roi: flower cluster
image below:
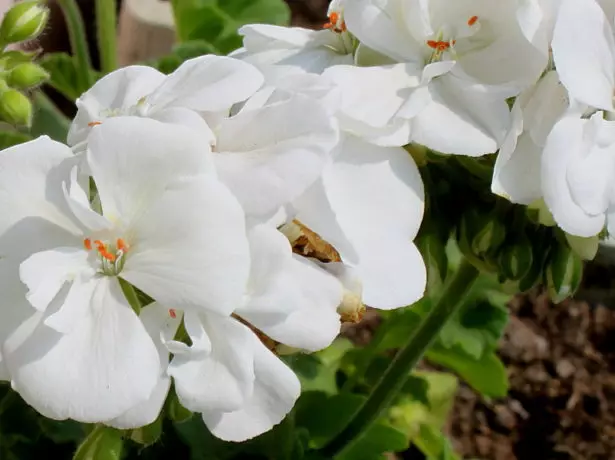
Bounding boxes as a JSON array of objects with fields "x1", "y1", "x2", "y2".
[{"x1": 0, "y1": 0, "x2": 612, "y2": 443}]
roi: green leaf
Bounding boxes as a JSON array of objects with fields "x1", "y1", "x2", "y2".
[
  {"x1": 174, "y1": 417, "x2": 240, "y2": 460},
  {"x1": 73, "y1": 425, "x2": 123, "y2": 460},
  {"x1": 336, "y1": 423, "x2": 409, "y2": 460},
  {"x1": 295, "y1": 391, "x2": 365, "y2": 448},
  {"x1": 39, "y1": 53, "x2": 99, "y2": 101},
  {"x1": 426, "y1": 345, "x2": 508, "y2": 398},
  {"x1": 170, "y1": 0, "x2": 290, "y2": 54},
  {"x1": 412, "y1": 424, "x2": 460, "y2": 460},
  {"x1": 129, "y1": 416, "x2": 163, "y2": 446},
  {"x1": 0, "y1": 129, "x2": 30, "y2": 149},
  {"x1": 286, "y1": 338, "x2": 354, "y2": 394}
]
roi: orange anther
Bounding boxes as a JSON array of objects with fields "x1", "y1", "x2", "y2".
[
  {"x1": 101, "y1": 250, "x2": 116, "y2": 262},
  {"x1": 468, "y1": 15, "x2": 478, "y2": 26},
  {"x1": 341, "y1": 22, "x2": 347, "y2": 32},
  {"x1": 169, "y1": 309, "x2": 177, "y2": 319},
  {"x1": 84, "y1": 238, "x2": 92, "y2": 251},
  {"x1": 329, "y1": 12, "x2": 339, "y2": 24},
  {"x1": 117, "y1": 238, "x2": 128, "y2": 253},
  {"x1": 427, "y1": 40, "x2": 452, "y2": 51},
  {"x1": 427, "y1": 40, "x2": 438, "y2": 48},
  {"x1": 88, "y1": 121, "x2": 102, "y2": 127}
]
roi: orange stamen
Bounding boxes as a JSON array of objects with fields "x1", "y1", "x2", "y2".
[
  {"x1": 117, "y1": 238, "x2": 128, "y2": 253},
  {"x1": 169, "y1": 309, "x2": 177, "y2": 319},
  {"x1": 83, "y1": 238, "x2": 92, "y2": 250},
  {"x1": 88, "y1": 121, "x2": 102, "y2": 127},
  {"x1": 468, "y1": 15, "x2": 478, "y2": 26},
  {"x1": 427, "y1": 40, "x2": 452, "y2": 51},
  {"x1": 101, "y1": 250, "x2": 116, "y2": 262},
  {"x1": 329, "y1": 12, "x2": 339, "y2": 24}
]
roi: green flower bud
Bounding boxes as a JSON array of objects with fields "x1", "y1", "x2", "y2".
[
  {"x1": 565, "y1": 233, "x2": 599, "y2": 261},
  {"x1": 73, "y1": 426, "x2": 123, "y2": 460},
  {"x1": 0, "y1": 89, "x2": 32, "y2": 126},
  {"x1": 0, "y1": 1, "x2": 49, "y2": 45},
  {"x1": 7, "y1": 62, "x2": 48, "y2": 88},
  {"x1": 546, "y1": 244, "x2": 583, "y2": 303},
  {"x1": 471, "y1": 219, "x2": 506, "y2": 256},
  {"x1": 129, "y1": 417, "x2": 162, "y2": 446},
  {"x1": 498, "y1": 236, "x2": 533, "y2": 281}
]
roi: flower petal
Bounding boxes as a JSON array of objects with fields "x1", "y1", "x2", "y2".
[
  {"x1": 168, "y1": 314, "x2": 255, "y2": 413},
  {"x1": 146, "y1": 55, "x2": 264, "y2": 113},
  {"x1": 0, "y1": 136, "x2": 81, "y2": 260},
  {"x1": 202, "y1": 336, "x2": 300, "y2": 442},
  {"x1": 4, "y1": 276, "x2": 160, "y2": 422},
  {"x1": 214, "y1": 94, "x2": 339, "y2": 218},
  {"x1": 107, "y1": 303, "x2": 180, "y2": 429},
  {"x1": 236, "y1": 225, "x2": 341, "y2": 352},
  {"x1": 86, "y1": 117, "x2": 213, "y2": 224},
  {"x1": 68, "y1": 66, "x2": 166, "y2": 146},
  {"x1": 552, "y1": 0, "x2": 615, "y2": 111},
  {"x1": 121, "y1": 175, "x2": 250, "y2": 315}
]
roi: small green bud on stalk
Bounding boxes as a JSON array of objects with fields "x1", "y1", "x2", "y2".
[
  {"x1": 7, "y1": 62, "x2": 48, "y2": 88},
  {"x1": 498, "y1": 237, "x2": 533, "y2": 281},
  {"x1": 546, "y1": 244, "x2": 583, "y2": 303},
  {"x1": 565, "y1": 233, "x2": 599, "y2": 261},
  {"x1": 129, "y1": 417, "x2": 162, "y2": 446},
  {"x1": 0, "y1": 88, "x2": 32, "y2": 126},
  {"x1": 73, "y1": 425, "x2": 123, "y2": 460},
  {"x1": 0, "y1": 1, "x2": 49, "y2": 45}
]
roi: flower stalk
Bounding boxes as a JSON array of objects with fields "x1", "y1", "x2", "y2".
[
  {"x1": 95, "y1": 0, "x2": 118, "y2": 74},
  {"x1": 321, "y1": 258, "x2": 480, "y2": 458},
  {"x1": 56, "y1": 0, "x2": 92, "y2": 90}
]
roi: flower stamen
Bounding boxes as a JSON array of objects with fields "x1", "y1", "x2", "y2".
[
  {"x1": 323, "y1": 12, "x2": 346, "y2": 33},
  {"x1": 169, "y1": 309, "x2": 177, "y2": 319},
  {"x1": 83, "y1": 238, "x2": 92, "y2": 250},
  {"x1": 468, "y1": 15, "x2": 479, "y2": 26},
  {"x1": 87, "y1": 121, "x2": 102, "y2": 127}
]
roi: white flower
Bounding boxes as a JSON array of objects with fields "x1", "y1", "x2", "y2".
[
  {"x1": 68, "y1": 55, "x2": 264, "y2": 149},
  {"x1": 541, "y1": 112, "x2": 615, "y2": 237},
  {"x1": 125, "y1": 224, "x2": 342, "y2": 441},
  {"x1": 552, "y1": 0, "x2": 615, "y2": 111},
  {"x1": 492, "y1": 70, "x2": 570, "y2": 204},
  {"x1": 0, "y1": 117, "x2": 250, "y2": 423},
  {"x1": 231, "y1": 0, "x2": 354, "y2": 82}
]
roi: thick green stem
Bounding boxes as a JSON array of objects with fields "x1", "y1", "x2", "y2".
[
  {"x1": 321, "y1": 259, "x2": 480, "y2": 458},
  {"x1": 57, "y1": 0, "x2": 92, "y2": 91},
  {"x1": 119, "y1": 278, "x2": 141, "y2": 315},
  {"x1": 95, "y1": 0, "x2": 118, "y2": 74}
]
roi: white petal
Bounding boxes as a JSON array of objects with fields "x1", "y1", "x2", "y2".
[
  {"x1": 0, "y1": 258, "x2": 38, "y2": 381},
  {"x1": 107, "y1": 303, "x2": 180, "y2": 429},
  {"x1": 552, "y1": 0, "x2": 615, "y2": 111},
  {"x1": 542, "y1": 115, "x2": 615, "y2": 236},
  {"x1": 411, "y1": 74, "x2": 510, "y2": 156},
  {"x1": 86, "y1": 117, "x2": 213, "y2": 224},
  {"x1": 151, "y1": 107, "x2": 216, "y2": 146},
  {"x1": 214, "y1": 94, "x2": 339, "y2": 218},
  {"x1": 121, "y1": 175, "x2": 250, "y2": 316},
  {"x1": 236, "y1": 225, "x2": 341, "y2": 352},
  {"x1": 320, "y1": 137, "x2": 426, "y2": 308},
  {"x1": 4, "y1": 276, "x2": 160, "y2": 422},
  {"x1": 63, "y1": 167, "x2": 112, "y2": 233},
  {"x1": 344, "y1": 0, "x2": 423, "y2": 62},
  {"x1": 202, "y1": 336, "x2": 300, "y2": 442},
  {"x1": 19, "y1": 247, "x2": 91, "y2": 312},
  {"x1": 146, "y1": 55, "x2": 264, "y2": 113},
  {"x1": 68, "y1": 66, "x2": 166, "y2": 146},
  {"x1": 168, "y1": 314, "x2": 255, "y2": 413},
  {"x1": 0, "y1": 136, "x2": 81, "y2": 259}
]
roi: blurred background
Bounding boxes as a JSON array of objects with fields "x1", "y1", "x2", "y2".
[{"x1": 3, "y1": 1, "x2": 615, "y2": 459}]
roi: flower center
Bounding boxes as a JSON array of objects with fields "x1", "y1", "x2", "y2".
[
  {"x1": 84, "y1": 237, "x2": 129, "y2": 276},
  {"x1": 425, "y1": 15, "x2": 480, "y2": 62}
]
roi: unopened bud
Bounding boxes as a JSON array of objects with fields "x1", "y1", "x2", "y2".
[
  {"x1": 546, "y1": 244, "x2": 583, "y2": 303},
  {"x1": 565, "y1": 233, "x2": 599, "y2": 261},
  {"x1": 130, "y1": 417, "x2": 162, "y2": 446},
  {"x1": 0, "y1": 89, "x2": 32, "y2": 126},
  {"x1": 338, "y1": 289, "x2": 365, "y2": 323},
  {"x1": 498, "y1": 237, "x2": 533, "y2": 281},
  {"x1": 0, "y1": 1, "x2": 49, "y2": 45},
  {"x1": 7, "y1": 62, "x2": 48, "y2": 88},
  {"x1": 527, "y1": 199, "x2": 556, "y2": 227},
  {"x1": 73, "y1": 426, "x2": 123, "y2": 460}
]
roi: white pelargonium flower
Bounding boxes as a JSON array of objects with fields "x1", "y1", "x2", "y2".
[
  {"x1": 231, "y1": 0, "x2": 354, "y2": 82},
  {"x1": 68, "y1": 55, "x2": 264, "y2": 149},
  {"x1": 0, "y1": 117, "x2": 250, "y2": 423},
  {"x1": 70, "y1": 55, "x2": 340, "y2": 220},
  {"x1": 113, "y1": 225, "x2": 343, "y2": 440},
  {"x1": 492, "y1": 70, "x2": 570, "y2": 204},
  {"x1": 541, "y1": 112, "x2": 615, "y2": 237}
]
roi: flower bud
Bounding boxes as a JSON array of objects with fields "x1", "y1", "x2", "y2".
[
  {"x1": 6, "y1": 62, "x2": 48, "y2": 88},
  {"x1": 0, "y1": 89, "x2": 32, "y2": 126},
  {"x1": 471, "y1": 218, "x2": 506, "y2": 257},
  {"x1": 130, "y1": 417, "x2": 162, "y2": 446},
  {"x1": 545, "y1": 244, "x2": 583, "y2": 303},
  {"x1": 498, "y1": 237, "x2": 533, "y2": 281},
  {"x1": 0, "y1": 1, "x2": 49, "y2": 45},
  {"x1": 565, "y1": 233, "x2": 599, "y2": 261},
  {"x1": 73, "y1": 426, "x2": 123, "y2": 460}
]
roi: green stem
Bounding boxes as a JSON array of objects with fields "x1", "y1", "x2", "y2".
[
  {"x1": 119, "y1": 278, "x2": 141, "y2": 315},
  {"x1": 95, "y1": 0, "x2": 118, "y2": 74},
  {"x1": 321, "y1": 259, "x2": 480, "y2": 458},
  {"x1": 56, "y1": 0, "x2": 92, "y2": 92}
]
